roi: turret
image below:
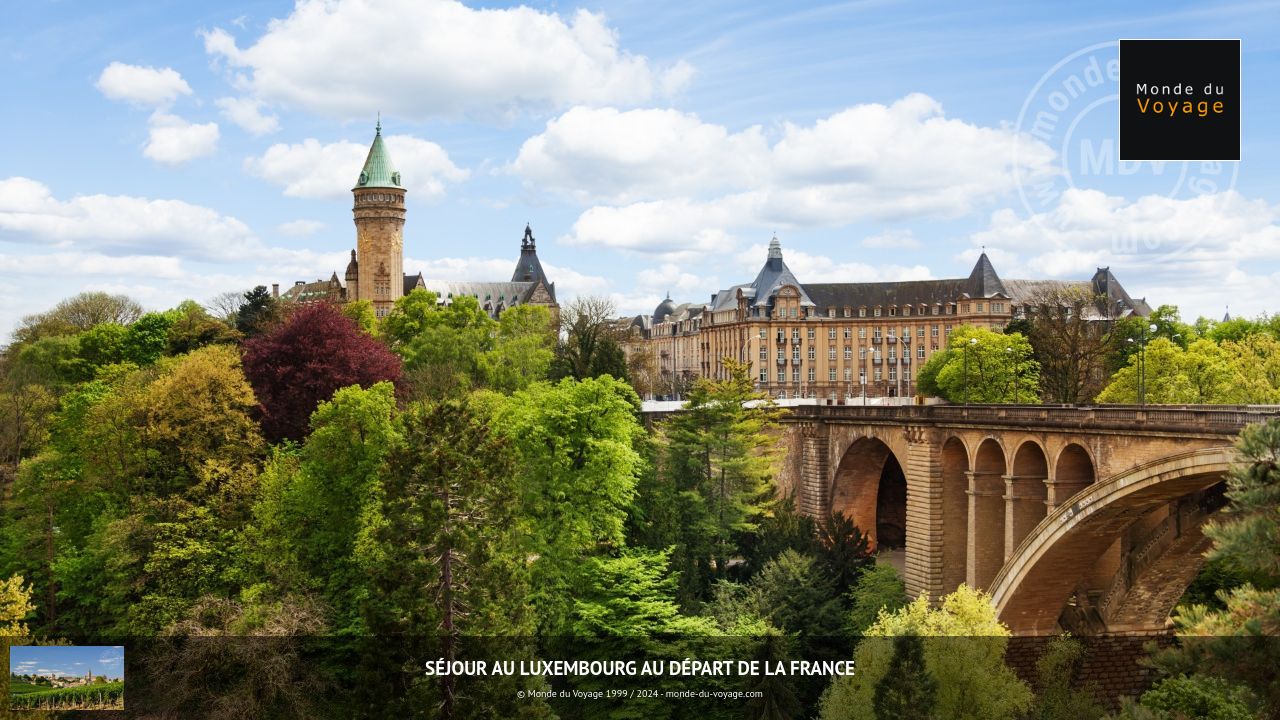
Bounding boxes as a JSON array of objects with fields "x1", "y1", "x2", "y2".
[{"x1": 352, "y1": 120, "x2": 406, "y2": 317}]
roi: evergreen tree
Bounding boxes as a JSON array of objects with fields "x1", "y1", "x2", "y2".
[
  {"x1": 235, "y1": 285, "x2": 278, "y2": 336},
  {"x1": 661, "y1": 358, "x2": 782, "y2": 606},
  {"x1": 872, "y1": 635, "x2": 936, "y2": 720}
]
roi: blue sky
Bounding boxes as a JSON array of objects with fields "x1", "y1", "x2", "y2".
[
  {"x1": 2, "y1": 0, "x2": 1278, "y2": 339},
  {"x1": 9, "y1": 645, "x2": 124, "y2": 680}
]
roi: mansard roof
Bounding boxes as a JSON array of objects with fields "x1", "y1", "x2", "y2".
[{"x1": 747, "y1": 237, "x2": 815, "y2": 308}]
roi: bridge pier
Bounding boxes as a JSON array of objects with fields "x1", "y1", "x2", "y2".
[
  {"x1": 967, "y1": 470, "x2": 1006, "y2": 590},
  {"x1": 903, "y1": 427, "x2": 944, "y2": 602}
]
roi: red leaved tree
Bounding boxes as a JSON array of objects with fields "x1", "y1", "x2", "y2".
[{"x1": 242, "y1": 302, "x2": 401, "y2": 442}]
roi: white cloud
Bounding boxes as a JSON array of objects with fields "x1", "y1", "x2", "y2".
[
  {"x1": 246, "y1": 135, "x2": 468, "y2": 199},
  {"x1": 530, "y1": 95, "x2": 1056, "y2": 256},
  {"x1": 0, "y1": 176, "x2": 254, "y2": 260},
  {"x1": 510, "y1": 106, "x2": 767, "y2": 204},
  {"x1": 215, "y1": 96, "x2": 279, "y2": 135},
  {"x1": 202, "y1": 0, "x2": 691, "y2": 120},
  {"x1": 635, "y1": 263, "x2": 718, "y2": 299},
  {"x1": 861, "y1": 229, "x2": 920, "y2": 250},
  {"x1": 0, "y1": 252, "x2": 185, "y2": 279},
  {"x1": 96, "y1": 62, "x2": 192, "y2": 107},
  {"x1": 734, "y1": 242, "x2": 934, "y2": 284},
  {"x1": 276, "y1": 219, "x2": 325, "y2": 236},
  {"x1": 969, "y1": 188, "x2": 1280, "y2": 320},
  {"x1": 144, "y1": 112, "x2": 219, "y2": 164}
]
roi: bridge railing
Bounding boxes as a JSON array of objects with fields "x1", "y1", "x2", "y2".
[{"x1": 781, "y1": 403, "x2": 1280, "y2": 433}]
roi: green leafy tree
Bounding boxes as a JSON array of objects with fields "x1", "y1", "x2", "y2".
[
  {"x1": 917, "y1": 326, "x2": 1038, "y2": 403},
  {"x1": 550, "y1": 295, "x2": 629, "y2": 382},
  {"x1": 165, "y1": 300, "x2": 240, "y2": 355},
  {"x1": 819, "y1": 585, "x2": 1032, "y2": 720},
  {"x1": 1024, "y1": 635, "x2": 1105, "y2": 720},
  {"x1": 478, "y1": 304, "x2": 555, "y2": 393},
  {"x1": 384, "y1": 290, "x2": 497, "y2": 399},
  {"x1": 0, "y1": 574, "x2": 34, "y2": 635},
  {"x1": 571, "y1": 547, "x2": 714, "y2": 637},
  {"x1": 1096, "y1": 338, "x2": 1194, "y2": 404},
  {"x1": 76, "y1": 322, "x2": 127, "y2": 371},
  {"x1": 845, "y1": 565, "x2": 907, "y2": 638},
  {"x1": 235, "y1": 285, "x2": 279, "y2": 336},
  {"x1": 13, "y1": 291, "x2": 142, "y2": 344},
  {"x1": 1117, "y1": 675, "x2": 1260, "y2": 720},
  {"x1": 1222, "y1": 334, "x2": 1280, "y2": 404},
  {"x1": 341, "y1": 299, "x2": 378, "y2": 335},
  {"x1": 121, "y1": 310, "x2": 179, "y2": 365},
  {"x1": 661, "y1": 358, "x2": 782, "y2": 606},
  {"x1": 484, "y1": 376, "x2": 644, "y2": 634},
  {"x1": 749, "y1": 549, "x2": 845, "y2": 641}
]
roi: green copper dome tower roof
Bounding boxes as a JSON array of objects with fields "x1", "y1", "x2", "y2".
[{"x1": 353, "y1": 120, "x2": 403, "y2": 190}]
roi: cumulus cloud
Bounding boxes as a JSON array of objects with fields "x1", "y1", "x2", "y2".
[
  {"x1": 276, "y1": 219, "x2": 325, "y2": 236},
  {"x1": 215, "y1": 96, "x2": 279, "y2": 135},
  {"x1": 246, "y1": 134, "x2": 468, "y2": 199},
  {"x1": 734, "y1": 242, "x2": 934, "y2": 284},
  {"x1": 969, "y1": 188, "x2": 1280, "y2": 319},
  {"x1": 202, "y1": 0, "x2": 691, "y2": 120},
  {"x1": 525, "y1": 95, "x2": 1055, "y2": 256},
  {"x1": 144, "y1": 112, "x2": 219, "y2": 164},
  {"x1": 510, "y1": 106, "x2": 767, "y2": 204},
  {"x1": 0, "y1": 176, "x2": 254, "y2": 260},
  {"x1": 96, "y1": 62, "x2": 192, "y2": 107},
  {"x1": 861, "y1": 229, "x2": 920, "y2": 250},
  {"x1": 0, "y1": 252, "x2": 185, "y2": 279}
]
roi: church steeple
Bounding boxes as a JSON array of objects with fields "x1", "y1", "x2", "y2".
[{"x1": 512, "y1": 224, "x2": 556, "y2": 303}]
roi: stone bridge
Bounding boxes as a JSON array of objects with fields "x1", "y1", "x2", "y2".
[{"x1": 655, "y1": 403, "x2": 1279, "y2": 636}]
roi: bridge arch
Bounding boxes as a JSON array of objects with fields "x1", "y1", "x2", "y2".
[
  {"x1": 1051, "y1": 443, "x2": 1096, "y2": 509},
  {"x1": 990, "y1": 447, "x2": 1235, "y2": 635},
  {"x1": 830, "y1": 437, "x2": 907, "y2": 554},
  {"x1": 1008, "y1": 441, "x2": 1050, "y2": 560},
  {"x1": 940, "y1": 436, "x2": 969, "y2": 593},
  {"x1": 969, "y1": 437, "x2": 1007, "y2": 589}
]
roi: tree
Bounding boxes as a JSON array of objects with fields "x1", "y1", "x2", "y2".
[
  {"x1": 0, "y1": 574, "x2": 34, "y2": 635},
  {"x1": 872, "y1": 635, "x2": 936, "y2": 720},
  {"x1": 570, "y1": 547, "x2": 712, "y2": 637},
  {"x1": 917, "y1": 326, "x2": 1038, "y2": 403},
  {"x1": 749, "y1": 550, "x2": 845, "y2": 641},
  {"x1": 814, "y1": 512, "x2": 874, "y2": 597},
  {"x1": 14, "y1": 292, "x2": 142, "y2": 344},
  {"x1": 166, "y1": 300, "x2": 240, "y2": 355},
  {"x1": 819, "y1": 585, "x2": 1032, "y2": 720},
  {"x1": 1151, "y1": 419, "x2": 1280, "y2": 716},
  {"x1": 551, "y1": 295, "x2": 630, "y2": 382},
  {"x1": 1221, "y1": 334, "x2": 1280, "y2": 404},
  {"x1": 485, "y1": 376, "x2": 645, "y2": 634},
  {"x1": 121, "y1": 310, "x2": 179, "y2": 365},
  {"x1": 242, "y1": 302, "x2": 402, "y2": 442},
  {"x1": 381, "y1": 290, "x2": 497, "y2": 400},
  {"x1": 1017, "y1": 285, "x2": 1123, "y2": 403},
  {"x1": 1118, "y1": 675, "x2": 1259, "y2": 720},
  {"x1": 235, "y1": 285, "x2": 279, "y2": 336},
  {"x1": 478, "y1": 304, "x2": 555, "y2": 393},
  {"x1": 845, "y1": 565, "x2": 907, "y2": 638},
  {"x1": 661, "y1": 359, "x2": 783, "y2": 605},
  {"x1": 1024, "y1": 635, "x2": 1105, "y2": 720}
]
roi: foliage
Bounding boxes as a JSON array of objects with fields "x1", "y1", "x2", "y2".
[
  {"x1": 121, "y1": 310, "x2": 179, "y2": 365},
  {"x1": 0, "y1": 574, "x2": 34, "y2": 635},
  {"x1": 1017, "y1": 285, "x2": 1124, "y2": 403},
  {"x1": 242, "y1": 302, "x2": 402, "y2": 441},
  {"x1": 571, "y1": 547, "x2": 714, "y2": 637},
  {"x1": 1151, "y1": 419, "x2": 1280, "y2": 716},
  {"x1": 1123, "y1": 675, "x2": 1259, "y2": 720},
  {"x1": 235, "y1": 285, "x2": 279, "y2": 336},
  {"x1": 819, "y1": 585, "x2": 1031, "y2": 720},
  {"x1": 14, "y1": 291, "x2": 142, "y2": 344},
  {"x1": 917, "y1": 326, "x2": 1039, "y2": 403},
  {"x1": 341, "y1": 299, "x2": 378, "y2": 335},
  {"x1": 550, "y1": 295, "x2": 629, "y2": 383},
  {"x1": 661, "y1": 359, "x2": 783, "y2": 606},
  {"x1": 872, "y1": 635, "x2": 936, "y2": 720},
  {"x1": 735, "y1": 496, "x2": 818, "y2": 580},
  {"x1": 814, "y1": 512, "x2": 874, "y2": 597},
  {"x1": 478, "y1": 304, "x2": 555, "y2": 393},
  {"x1": 166, "y1": 300, "x2": 240, "y2": 354},
  {"x1": 1024, "y1": 635, "x2": 1105, "y2": 720},
  {"x1": 845, "y1": 565, "x2": 907, "y2": 638},
  {"x1": 747, "y1": 550, "x2": 845, "y2": 641},
  {"x1": 1097, "y1": 335, "x2": 1280, "y2": 404}
]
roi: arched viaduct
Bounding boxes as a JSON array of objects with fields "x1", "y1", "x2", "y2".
[{"x1": 738, "y1": 404, "x2": 1275, "y2": 636}]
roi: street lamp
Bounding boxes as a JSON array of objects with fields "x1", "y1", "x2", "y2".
[
  {"x1": 1006, "y1": 346, "x2": 1016, "y2": 404},
  {"x1": 963, "y1": 337, "x2": 978, "y2": 404},
  {"x1": 1129, "y1": 323, "x2": 1158, "y2": 405}
]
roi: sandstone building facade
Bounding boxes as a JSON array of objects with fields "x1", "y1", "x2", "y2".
[
  {"x1": 621, "y1": 237, "x2": 1150, "y2": 400},
  {"x1": 278, "y1": 123, "x2": 558, "y2": 319}
]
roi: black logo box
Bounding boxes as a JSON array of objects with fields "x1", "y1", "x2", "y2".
[{"x1": 1119, "y1": 39, "x2": 1240, "y2": 161}]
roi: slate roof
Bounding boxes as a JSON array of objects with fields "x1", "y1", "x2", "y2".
[{"x1": 353, "y1": 121, "x2": 402, "y2": 190}]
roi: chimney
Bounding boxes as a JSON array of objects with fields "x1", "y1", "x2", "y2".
[{"x1": 272, "y1": 283, "x2": 279, "y2": 297}]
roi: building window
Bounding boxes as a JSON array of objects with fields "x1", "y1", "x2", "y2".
[
  {"x1": 931, "y1": 324, "x2": 939, "y2": 337},
  {"x1": 828, "y1": 328, "x2": 837, "y2": 340},
  {"x1": 874, "y1": 369, "x2": 882, "y2": 381},
  {"x1": 808, "y1": 347, "x2": 816, "y2": 360},
  {"x1": 792, "y1": 369, "x2": 800, "y2": 383},
  {"x1": 843, "y1": 327, "x2": 852, "y2": 339},
  {"x1": 977, "y1": 302, "x2": 984, "y2": 312},
  {"x1": 945, "y1": 326, "x2": 953, "y2": 337},
  {"x1": 840, "y1": 307, "x2": 849, "y2": 318},
  {"x1": 859, "y1": 369, "x2": 866, "y2": 382},
  {"x1": 828, "y1": 308, "x2": 835, "y2": 318},
  {"x1": 874, "y1": 307, "x2": 882, "y2": 317},
  {"x1": 844, "y1": 367, "x2": 852, "y2": 381},
  {"x1": 917, "y1": 327, "x2": 925, "y2": 338},
  {"x1": 778, "y1": 370, "x2": 786, "y2": 383},
  {"x1": 917, "y1": 345, "x2": 925, "y2": 358},
  {"x1": 889, "y1": 306, "x2": 897, "y2": 316},
  {"x1": 859, "y1": 307, "x2": 867, "y2": 317},
  {"x1": 873, "y1": 328, "x2": 882, "y2": 340},
  {"x1": 760, "y1": 368, "x2": 768, "y2": 382},
  {"x1": 844, "y1": 346, "x2": 852, "y2": 360},
  {"x1": 932, "y1": 343, "x2": 939, "y2": 352},
  {"x1": 889, "y1": 368, "x2": 897, "y2": 381},
  {"x1": 807, "y1": 328, "x2": 815, "y2": 340},
  {"x1": 858, "y1": 327, "x2": 866, "y2": 339},
  {"x1": 760, "y1": 347, "x2": 767, "y2": 359},
  {"x1": 759, "y1": 328, "x2": 767, "y2": 339},
  {"x1": 904, "y1": 306, "x2": 911, "y2": 316},
  {"x1": 992, "y1": 302, "x2": 1004, "y2": 312},
  {"x1": 792, "y1": 347, "x2": 800, "y2": 361},
  {"x1": 828, "y1": 347, "x2": 836, "y2": 360},
  {"x1": 859, "y1": 348, "x2": 867, "y2": 360},
  {"x1": 808, "y1": 368, "x2": 816, "y2": 381},
  {"x1": 829, "y1": 368, "x2": 837, "y2": 381}
]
